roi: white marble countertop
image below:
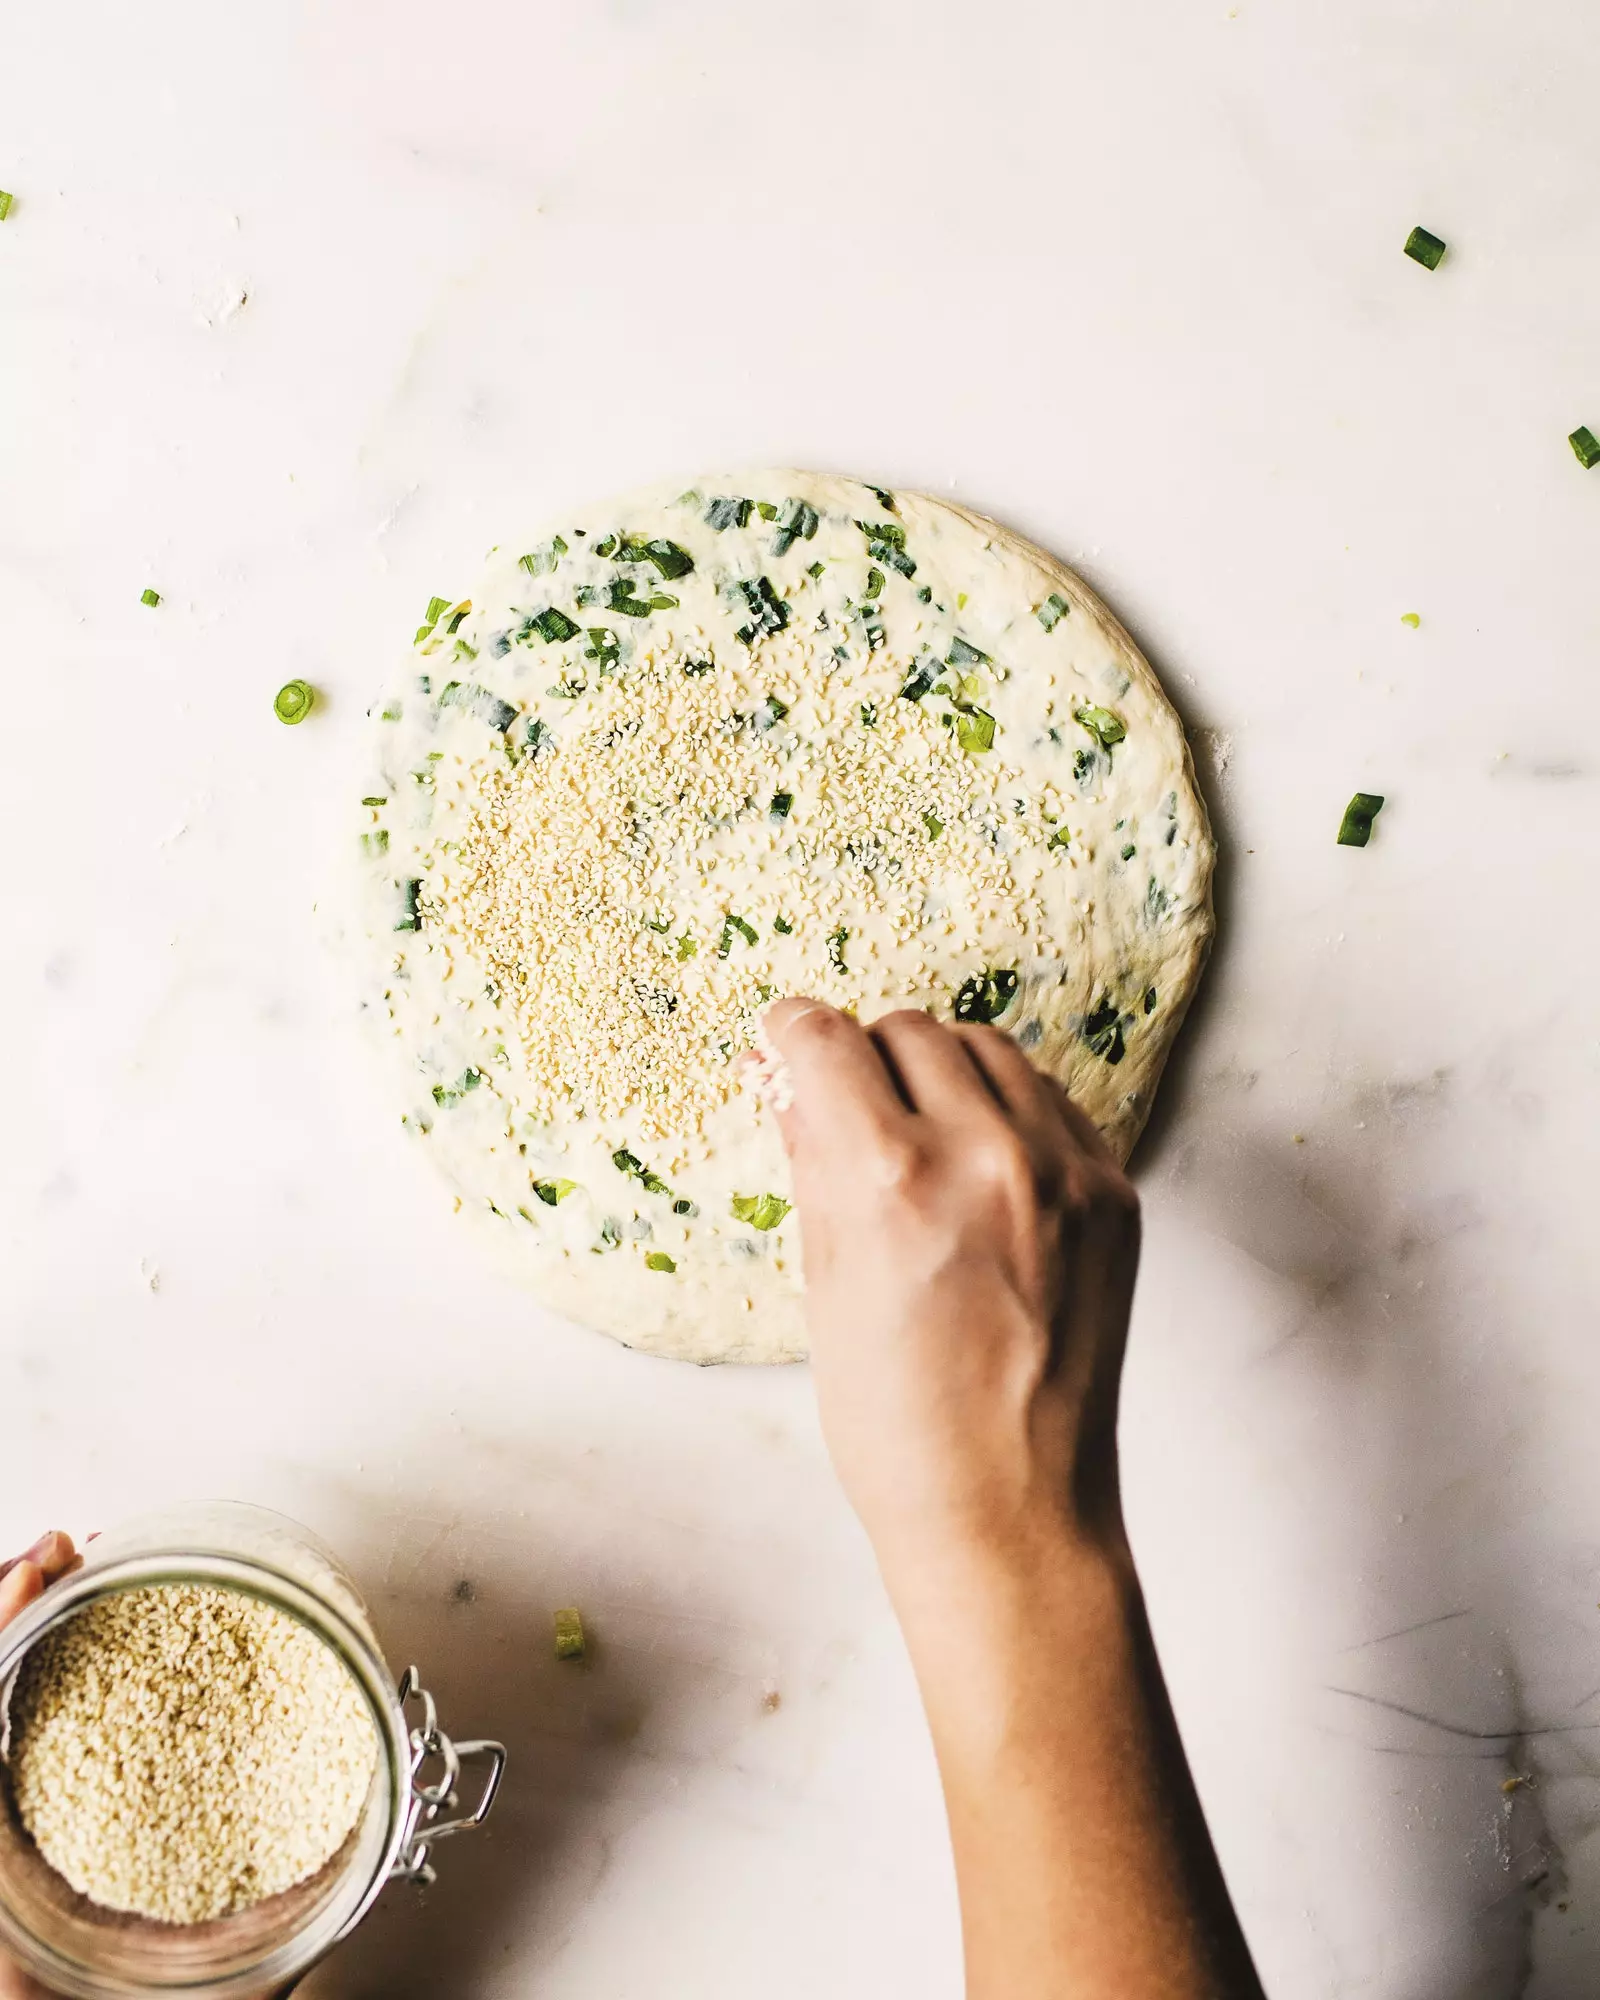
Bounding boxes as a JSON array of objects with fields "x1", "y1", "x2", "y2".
[{"x1": 5, "y1": 3, "x2": 1600, "y2": 1994}]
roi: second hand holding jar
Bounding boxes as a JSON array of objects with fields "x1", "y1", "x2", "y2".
[{"x1": 0, "y1": 1503, "x2": 505, "y2": 2000}]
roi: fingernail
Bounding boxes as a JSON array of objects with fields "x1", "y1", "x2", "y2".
[{"x1": 24, "y1": 1531, "x2": 62, "y2": 1564}]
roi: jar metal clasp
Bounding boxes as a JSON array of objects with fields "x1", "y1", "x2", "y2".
[{"x1": 388, "y1": 1667, "x2": 507, "y2": 1886}]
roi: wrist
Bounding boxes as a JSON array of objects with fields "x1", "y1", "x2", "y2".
[{"x1": 874, "y1": 1498, "x2": 1137, "y2": 1668}]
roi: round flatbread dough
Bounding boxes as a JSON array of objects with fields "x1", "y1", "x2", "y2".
[{"x1": 352, "y1": 472, "x2": 1214, "y2": 1364}]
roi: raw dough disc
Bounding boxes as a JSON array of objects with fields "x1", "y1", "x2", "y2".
[{"x1": 352, "y1": 472, "x2": 1214, "y2": 1364}]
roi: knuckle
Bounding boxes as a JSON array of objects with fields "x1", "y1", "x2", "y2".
[
  {"x1": 875, "y1": 1133, "x2": 932, "y2": 1192},
  {"x1": 970, "y1": 1128, "x2": 1036, "y2": 1200}
]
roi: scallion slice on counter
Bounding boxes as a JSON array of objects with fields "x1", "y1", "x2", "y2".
[
  {"x1": 0, "y1": 192, "x2": 13, "y2": 222},
  {"x1": 1404, "y1": 225, "x2": 1447, "y2": 269},
  {"x1": 1569, "y1": 426, "x2": 1600, "y2": 470},
  {"x1": 1336, "y1": 792, "x2": 1385, "y2": 847},
  {"x1": 140, "y1": 588, "x2": 161, "y2": 607},
  {"x1": 274, "y1": 679, "x2": 315, "y2": 724},
  {"x1": 554, "y1": 1608, "x2": 586, "y2": 1659},
  {"x1": 361, "y1": 796, "x2": 387, "y2": 807},
  {"x1": 1400, "y1": 612, "x2": 1421, "y2": 628}
]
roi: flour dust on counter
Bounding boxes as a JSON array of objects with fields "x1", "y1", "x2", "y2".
[{"x1": 349, "y1": 472, "x2": 1215, "y2": 1364}]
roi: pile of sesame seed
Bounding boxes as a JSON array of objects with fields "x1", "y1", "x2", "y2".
[
  {"x1": 7, "y1": 1585, "x2": 379, "y2": 1926},
  {"x1": 423, "y1": 641, "x2": 1063, "y2": 1142}
]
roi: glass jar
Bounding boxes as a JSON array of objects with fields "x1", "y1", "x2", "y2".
[{"x1": 0, "y1": 1502, "x2": 504, "y2": 1999}]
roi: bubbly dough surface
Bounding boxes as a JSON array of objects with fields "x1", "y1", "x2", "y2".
[{"x1": 353, "y1": 472, "x2": 1214, "y2": 1363}]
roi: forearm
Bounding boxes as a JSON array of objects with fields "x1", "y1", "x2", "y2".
[{"x1": 888, "y1": 1527, "x2": 1264, "y2": 2000}]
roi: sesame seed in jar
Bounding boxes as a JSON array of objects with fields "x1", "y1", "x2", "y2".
[{"x1": 8, "y1": 1585, "x2": 378, "y2": 1927}]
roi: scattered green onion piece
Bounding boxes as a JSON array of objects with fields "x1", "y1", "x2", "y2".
[
  {"x1": 672, "y1": 1198, "x2": 697, "y2": 1216},
  {"x1": 676, "y1": 935, "x2": 698, "y2": 960},
  {"x1": 865, "y1": 566, "x2": 885, "y2": 601},
  {"x1": 954, "y1": 969, "x2": 1019, "y2": 1024},
  {"x1": 0, "y1": 192, "x2": 13, "y2": 222},
  {"x1": 274, "y1": 679, "x2": 315, "y2": 725},
  {"x1": 771, "y1": 791, "x2": 793, "y2": 820},
  {"x1": 772, "y1": 499, "x2": 820, "y2": 556},
  {"x1": 361, "y1": 796, "x2": 387, "y2": 807},
  {"x1": 528, "y1": 606, "x2": 580, "y2": 643},
  {"x1": 923, "y1": 810, "x2": 944, "y2": 841},
  {"x1": 1403, "y1": 226, "x2": 1447, "y2": 269},
  {"x1": 140, "y1": 587, "x2": 161, "y2": 608},
  {"x1": 1569, "y1": 426, "x2": 1600, "y2": 471},
  {"x1": 1074, "y1": 705, "x2": 1126, "y2": 750},
  {"x1": 584, "y1": 628, "x2": 621, "y2": 670},
  {"x1": 756, "y1": 501, "x2": 778, "y2": 521},
  {"x1": 718, "y1": 914, "x2": 759, "y2": 956},
  {"x1": 1036, "y1": 592, "x2": 1070, "y2": 631},
  {"x1": 705, "y1": 496, "x2": 753, "y2": 531},
  {"x1": 359, "y1": 829, "x2": 389, "y2": 857},
  {"x1": 827, "y1": 926, "x2": 849, "y2": 971},
  {"x1": 532, "y1": 1178, "x2": 578, "y2": 1206},
  {"x1": 807, "y1": 561, "x2": 825, "y2": 579},
  {"x1": 607, "y1": 579, "x2": 655, "y2": 619},
  {"x1": 1082, "y1": 996, "x2": 1126, "y2": 1064},
  {"x1": 1121, "y1": 842, "x2": 1137, "y2": 861},
  {"x1": 954, "y1": 708, "x2": 996, "y2": 754},
  {"x1": 1400, "y1": 612, "x2": 1421, "y2": 628},
  {"x1": 517, "y1": 536, "x2": 569, "y2": 577},
  {"x1": 554, "y1": 1607, "x2": 586, "y2": 1659},
  {"x1": 732, "y1": 576, "x2": 789, "y2": 646},
  {"x1": 1336, "y1": 791, "x2": 1385, "y2": 847},
  {"x1": 645, "y1": 1251, "x2": 677, "y2": 1274},
  {"x1": 860, "y1": 701, "x2": 878, "y2": 728},
  {"x1": 395, "y1": 878, "x2": 422, "y2": 932},
  {"x1": 947, "y1": 636, "x2": 989, "y2": 667},
  {"x1": 899, "y1": 660, "x2": 939, "y2": 702},
  {"x1": 773, "y1": 915, "x2": 794, "y2": 935},
  {"x1": 731, "y1": 1193, "x2": 791, "y2": 1231},
  {"x1": 1047, "y1": 825, "x2": 1071, "y2": 850}
]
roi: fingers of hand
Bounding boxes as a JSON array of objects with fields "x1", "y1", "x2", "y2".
[
  {"x1": 0, "y1": 1531, "x2": 75, "y2": 1587},
  {"x1": 867, "y1": 1010, "x2": 1002, "y2": 1126},
  {"x1": 762, "y1": 999, "x2": 910, "y2": 1172},
  {"x1": 0, "y1": 1560, "x2": 44, "y2": 1628}
]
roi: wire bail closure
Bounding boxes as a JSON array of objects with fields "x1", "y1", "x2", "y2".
[{"x1": 389, "y1": 1666, "x2": 507, "y2": 1886}]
